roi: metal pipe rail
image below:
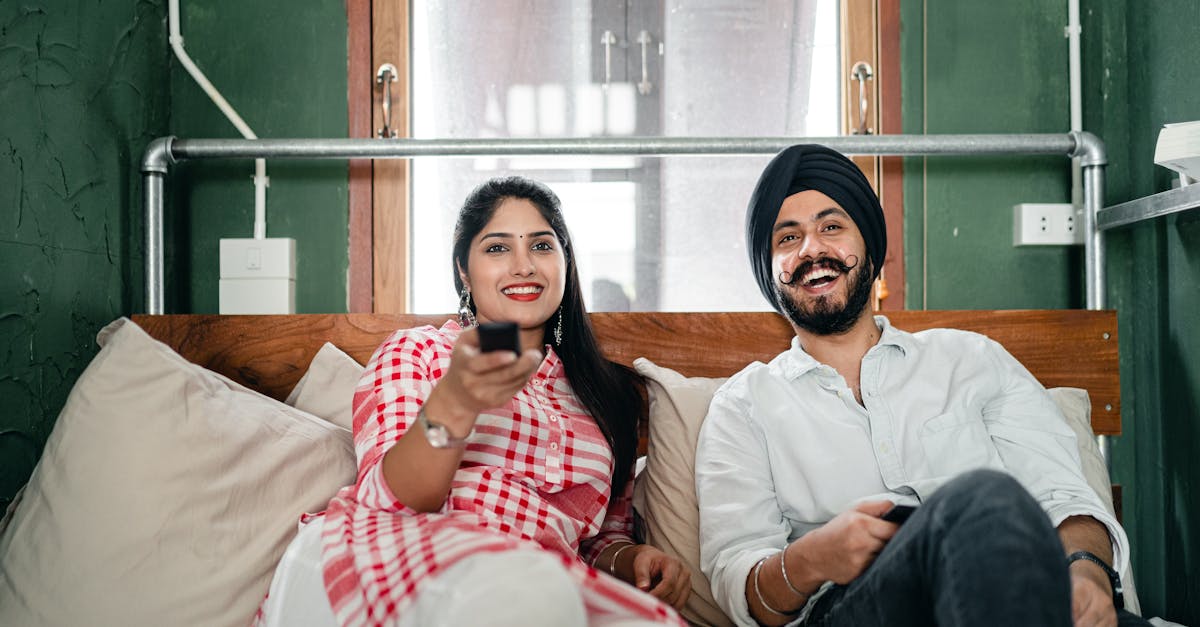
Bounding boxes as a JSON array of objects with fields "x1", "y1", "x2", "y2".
[{"x1": 141, "y1": 132, "x2": 1108, "y2": 315}]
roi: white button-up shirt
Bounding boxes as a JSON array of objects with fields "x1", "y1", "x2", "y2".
[{"x1": 696, "y1": 316, "x2": 1128, "y2": 627}]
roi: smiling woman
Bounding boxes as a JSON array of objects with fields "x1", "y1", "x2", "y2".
[{"x1": 256, "y1": 176, "x2": 693, "y2": 627}]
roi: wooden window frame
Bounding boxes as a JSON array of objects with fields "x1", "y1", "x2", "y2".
[{"x1": 347, "y1": 1, "x2": 902, "y2": 313}]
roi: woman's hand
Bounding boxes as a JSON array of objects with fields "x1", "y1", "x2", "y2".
[
  {"x1": 627, "y1": 545, "x2": 692, "y2": 610},
  {"x1": 424, "y1": 327, "x2": 542, "y2": 432}
]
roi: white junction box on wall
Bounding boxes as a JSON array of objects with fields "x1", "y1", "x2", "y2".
[
  {"x1": 219, "y1": 238, "x2": 296, "y2": 314},
  {"x1": 1012, "y1": 203, "x2": 1084, "y2": 246}
]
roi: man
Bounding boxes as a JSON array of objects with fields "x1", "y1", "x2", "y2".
[{"x1": 695, "y1": 145, "x2": 1145, "y2": 627}]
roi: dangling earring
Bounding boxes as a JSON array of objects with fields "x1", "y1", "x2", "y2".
[
  {"x1": 553, "y1": 306, "x2": 564, "y2": 346},
  {"x1": 458, "y1": 284, "x2": 477, "y2": 328}
]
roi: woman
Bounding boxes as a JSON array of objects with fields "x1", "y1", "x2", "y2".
[{"x1": 262, "y1": 176, "x2": 689, "y2": 627}]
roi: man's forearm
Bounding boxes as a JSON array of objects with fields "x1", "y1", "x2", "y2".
[
  {"x1": 1058, "y1": 514, "x2": 1117, "y2": 602},
  {"x1": 1057, "y1": 515, "x2": 1113, "y2": 563}
]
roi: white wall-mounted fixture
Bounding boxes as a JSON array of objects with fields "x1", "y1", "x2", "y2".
[
  {"x1": 219, "y1": 238, "x2": 296, "y2": 314},
  {"x1": 1013, "y1": 203, "x2": 1084, "y2": 246}
]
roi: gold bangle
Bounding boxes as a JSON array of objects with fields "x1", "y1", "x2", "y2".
[
  {"x1": 752, "y1": 557, "x2": 796, "y2": 618},
  {"x1": 780, "y1": 543, "x2": 808, "y2": 600},
  {"x1": 609, "y1": 543, "x2": 636, "y2": 577}
]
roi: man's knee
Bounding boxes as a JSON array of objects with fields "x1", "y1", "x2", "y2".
[
  {"x1": 921, "y1": 466, "x2": 1056, "y2": 538},
  {"x1": 937, "y1": 468, "x2": 1039, "y2": 512}
]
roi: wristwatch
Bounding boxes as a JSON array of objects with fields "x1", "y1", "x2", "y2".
[
  {"x1": 1067, "y1": 551, "x2": 1124, "y2": 610},
  {"x1": 418, "y1": 407, "x2": 473, "y2": 449}
]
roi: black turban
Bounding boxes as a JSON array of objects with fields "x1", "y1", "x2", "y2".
[{"x1": 745, "y1": 144, "x2": 887, "y2": 309}]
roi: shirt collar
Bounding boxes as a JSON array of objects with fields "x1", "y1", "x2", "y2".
[
  {"x1": 537, "y1": 344, "x2": 565, "y2": 381},
  {"x1": 777, "y1": 314, "x2": 912, "y2": 379},
  {"x1": 872, "y1": 315, "x2": 913, "y2": 355}
]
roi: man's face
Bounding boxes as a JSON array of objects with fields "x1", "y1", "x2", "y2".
[{"x1": 770, "y1": 190, "x2": 873, "y2": 335}]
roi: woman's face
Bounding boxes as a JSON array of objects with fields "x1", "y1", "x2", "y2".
[{"x1": 462, "y1": 197, "x2": 567, "y2": 346}]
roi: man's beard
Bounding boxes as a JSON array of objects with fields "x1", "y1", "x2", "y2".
[{"x1": 776, "y1": 256, "x2": 874, "y2": 336}]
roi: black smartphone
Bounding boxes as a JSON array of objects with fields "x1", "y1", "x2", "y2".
[
  {"x1": 476, "y1": 321, "x2": 521, "y2": 355},
  {"x1": 881, "y1": 504, "x2": 917, "y2": 525}
]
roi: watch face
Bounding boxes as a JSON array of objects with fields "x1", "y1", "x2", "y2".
[
  {"x1": 420, "y1": 409, "x2": 470, "y2": 448},
  {"x1": 425, "y1": 423, "x2": 452, "y2": 448}
]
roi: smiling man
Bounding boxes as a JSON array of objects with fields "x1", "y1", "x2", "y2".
[{"x1": 694, "y1": 145, "x2": 1146, "y2": 627}]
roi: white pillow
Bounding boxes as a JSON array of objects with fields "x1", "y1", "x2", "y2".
[
  {"x1": 1046, "y1": 387, "x2": 1141, "y2": 615},
  {"x1": 0, "y1": 318, "x2": 356, "y2": 627},
  {"x1": 632, "y1": 360, "x2": 1139, "y2": 624},
  {"x1": 285, "y1": 342, "x2": 365, "y2": 431}
]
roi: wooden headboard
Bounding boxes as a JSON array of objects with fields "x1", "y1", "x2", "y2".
[{"x1": 131, "y1": 310, "x2": 1120, "y2": 436}]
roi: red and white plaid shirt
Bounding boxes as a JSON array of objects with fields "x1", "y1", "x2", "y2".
[{"x1": 319, "y1": 320, "x2": 681, "y2": 626}]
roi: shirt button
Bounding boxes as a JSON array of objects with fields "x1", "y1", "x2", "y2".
[
  {"x1": 550, "y1": 442, "x2": 559, "y2": 451},
  {"x1": 549, "y1": 415, "x2": 558, "y2": 422}
]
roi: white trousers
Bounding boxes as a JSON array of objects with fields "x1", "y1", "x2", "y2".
[{"x1": 260, "y1": 517, "x2": 663, "y2": 627}]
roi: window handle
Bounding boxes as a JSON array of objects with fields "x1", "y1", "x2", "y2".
[
  {"x1": 851, "y1": 61, "x2": 874, "y2": 135},
  {"x1": 636, "y1": 30, "x2": 653, "y2": 95},
  {"x1": 601, "y1": 30, "x2": 617, "y2": 91},
  {"x1": 376, "y1": 63, "x2": 398, "y2": 138}
]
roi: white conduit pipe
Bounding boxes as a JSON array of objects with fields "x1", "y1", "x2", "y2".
[
  {"x1": 1066, "y1": 0, "x2": 1110, "y2": 467},
  {"x1": 1068, "y1": 0, "x2": 1083, "y2": 208},
  {"x1": 168, "y1": 0, "x2": 269, "y2": 239}
]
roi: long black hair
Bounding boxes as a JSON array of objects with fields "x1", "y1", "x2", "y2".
[{"x1": 452, "y1": 176, "x2": 642, "y2": 496}]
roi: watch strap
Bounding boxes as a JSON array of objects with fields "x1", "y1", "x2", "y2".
[{"x1": 1066, "y1": 550, "x2": 1124, "y2": 610}]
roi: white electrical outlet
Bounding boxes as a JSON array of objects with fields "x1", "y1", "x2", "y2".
[
  {"x1": 1013, "y1": 203, "x2": 1084, "y2": 246},
  {"x1": 219, "y1": 238, "x2": 296, "y2": 314}
]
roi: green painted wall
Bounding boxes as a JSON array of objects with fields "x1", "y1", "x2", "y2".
[
  {"x1": 168, "y1": 0, "x2": 349, "y2": 314},
  {"x1": 902, "y1": 0, "x2": 1080, "y2": 309},
  {"x1": 904, "y1": 0, "x2": 1199, "y2": 622},
  {"x1": 0, "y1": 0, "x2": 351, "y2": 503},
  {"x1": 0, "y1": 0, "x2": 169, "y2": 503},
  {"x1": 1093, "y1": 1, "x2": 1200, "y2": 622}
]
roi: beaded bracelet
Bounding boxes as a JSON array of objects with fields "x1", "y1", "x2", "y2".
[
  {"x1": 610, "y1": 542, "x2": 637, "y2": 577},
  {"x1": 779, "y1": 544, "x2": 808, "y2": 600},
  {"x1": 752, "y1": 557, "x2": 796, "y2": 618}
]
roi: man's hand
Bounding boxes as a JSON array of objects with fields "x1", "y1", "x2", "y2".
[
  {"x1": 1070, "y1": 561, "x2": 1117, "y2": 627},
  {"x1": 792, "y1": 500, "x2": 899, "y2": 585}
]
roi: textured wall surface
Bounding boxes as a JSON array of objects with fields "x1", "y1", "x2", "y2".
[{"x1": 0, "y1": 0, "x2": 169, "y2": 503}]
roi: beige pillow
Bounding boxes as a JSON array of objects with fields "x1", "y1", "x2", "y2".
[
  {"x1": 0, "y1": 318, "x2": 356, "y2": 627},
  {"x1": 285, "y1": 342, "x2": 365, "y2": 431},
  {"x1": 632, "y1": 358, "x2": 732, "y2": 627},
  {"x1": 633, "y1": 360, "x2": 1138, "y2": 625}
]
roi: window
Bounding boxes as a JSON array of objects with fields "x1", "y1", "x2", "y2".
[{"x1": 408, "y1": 0, "x2": 841, "y2": 312}]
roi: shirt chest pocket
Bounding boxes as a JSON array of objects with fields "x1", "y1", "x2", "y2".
[{"x1": 919, "y1": 411, "x2": 1003, "y2": 477}]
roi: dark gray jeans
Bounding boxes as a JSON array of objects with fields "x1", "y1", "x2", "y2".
[{"x1": 804, "y1": 469, "x2": 1150, "y2": 627}]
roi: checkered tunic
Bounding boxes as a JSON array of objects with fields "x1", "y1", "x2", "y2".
[{"x1": 319, "y1": 320, "x2": 681, "y2": 626}]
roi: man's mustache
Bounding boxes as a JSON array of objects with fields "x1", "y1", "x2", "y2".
[{"x1": 778, "y1": 255, "x2": 860, "y2": 286}]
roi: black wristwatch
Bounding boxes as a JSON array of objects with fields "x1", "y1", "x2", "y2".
[{"x1": 1067, "y1": 551, "x2": 1124, "y2": 610}]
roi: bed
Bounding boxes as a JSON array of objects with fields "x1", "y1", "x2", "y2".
[{"x1": 0, "y1": 310, "x2": 1132, "y2": 626}]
